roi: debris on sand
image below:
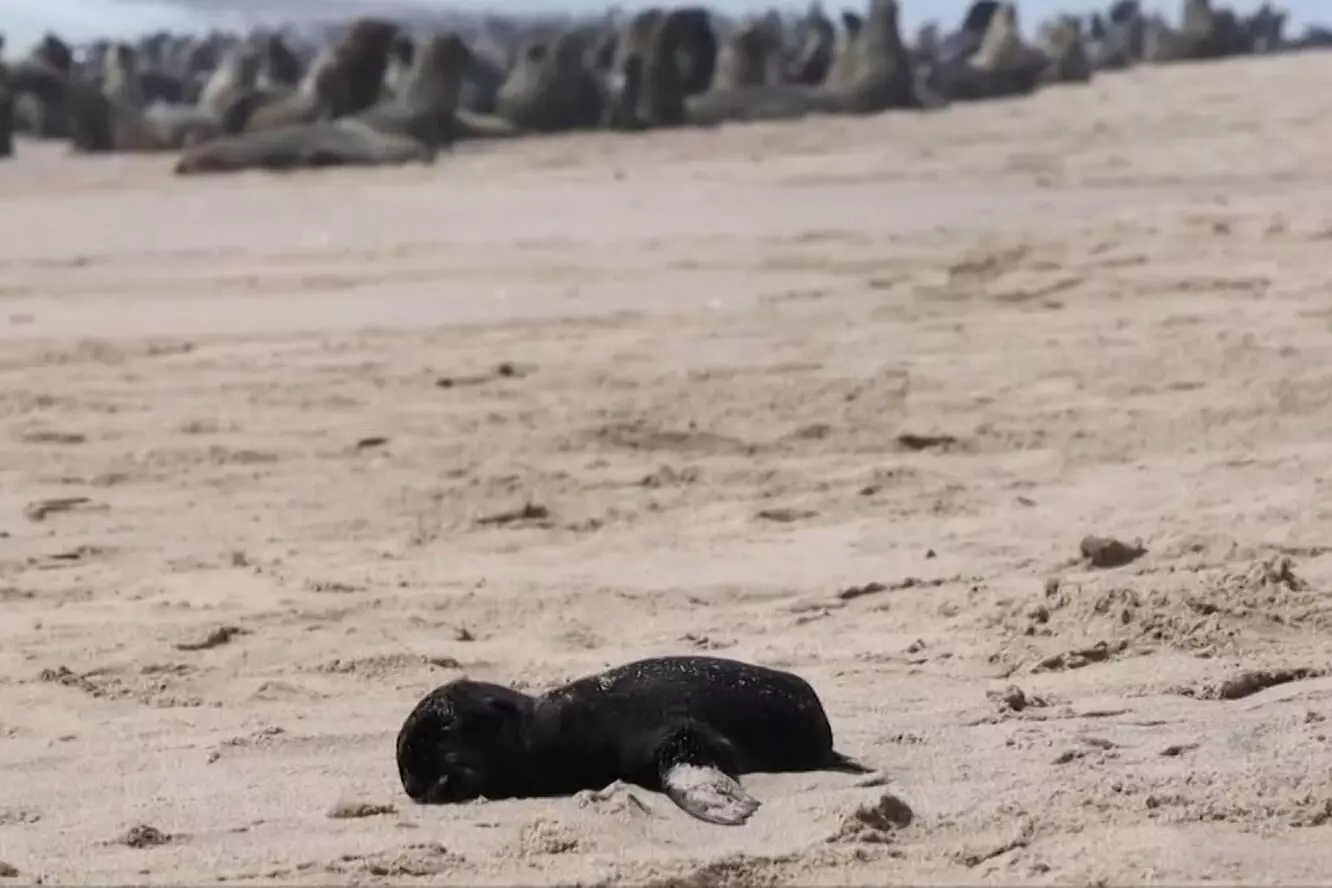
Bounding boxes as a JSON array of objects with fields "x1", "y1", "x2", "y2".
[
  {"x1": 117, "y1": 824, "x2": 172, "y2": 848},
  {"x1": 1051, "y1": 748, "x2": 1085, "y2": 765},
  {"x1": 1031, "y1": 639, "x2": 1128, "y2": 673},
  {"x1": 175, "y1": 625, "x2": 248, "y2": 652},
  {"x1": 35, "y1": 545, "x2": 104, "y2": 565},
  {"x1": 1003, "y1": 551, "x2": 1331, "y2": 671},
  {"x1": 23, "y1": 497, "x2": 93, "y2": 522},
  {"x1": 356, "y1": 842, "x2": 456, "y2": 877},
  {"x1": 828, "y1": 791, "x2": 915, "y2": 844},
  {"x1": 1080, "y1": 535, "x2": 1147, "y2": 568},
  {"x1": 575, "y1": 781, "x2": 652, "y2": 818},
  {"x1": 1196, "y1": 667, "x2": 1325, "y2": 701},
  {"x1": 989, "y1": 684, "x2": 1047, "y2": 712},
  {"x1": 476, "y1": 503, "x2": 551, "y2": 528},
  {"x1": 328, "y1": 800, "x2": 397, "y2": 819},
  {"x1": 837, "y1": 581, "x2": 889, "y2": 602},
  {"x1": 435, "y1": 362, "x2": 529, "y2": 389},
  {"x1": 1231, "y1": 555, "x2": 1307, "y2": 592},
  {"x1": 19, "y1": 430, "x2": 87, "y2": 445},
  {"x1": 837, "y1": 575, "x2": 966, "y2": 602},
  {"x1": 1053, "y1": 736, "x2": 1117, "y2": 765},
  {"x1": 0, "y1": 861, "x2": 18, "y2": 878},
  {"x1": 896, "y1": 433, "x2": 961, "y2": 452},
  {"x1": 954, "y1": 818, "x2": 1035, "y2": 868},
  {"x1": 754, "y1": 507, "x2": 818, "y2": 523},
  {"x1": 353, "y1": 436, "x2": 389, "y2": 451}
]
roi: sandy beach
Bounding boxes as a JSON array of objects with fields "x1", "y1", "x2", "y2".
[{"x1": 4, "y1": 48, "x2": 1332, "y2": 884}]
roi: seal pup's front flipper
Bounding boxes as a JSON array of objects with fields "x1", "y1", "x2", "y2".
[
  {"x1": 662, "y1": 762, "x2": 761, "y2": 825},
  {"x1": 649, "y1": 721, "x2": 761, "y2": 826}
]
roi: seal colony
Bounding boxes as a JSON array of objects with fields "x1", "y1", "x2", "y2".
[
  {"x1": 0, "y1": 0, "x2": 1325, "y2": 174},
  {"x1": 395, "y1": 655, "x2": 871, "y2": 825}
]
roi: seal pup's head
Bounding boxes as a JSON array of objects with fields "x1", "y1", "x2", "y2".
[{"x1": 396, "y1": 679, "x2": 535, "y2": 804}]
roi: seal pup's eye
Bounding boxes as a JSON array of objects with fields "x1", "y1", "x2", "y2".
[{"x1": 417, "y1": 708, "x2": 455, "y2": 738}]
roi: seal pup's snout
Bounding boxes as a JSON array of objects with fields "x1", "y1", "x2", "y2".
[
  {"x1": 422, "y1": 769, "x2": 478, "y2": 803},
  {"x1": 400, "y1": 772, "x2": 431, "y2": 802},
  {"x1": 396, "y1": 734, "x2": 444, "y2": 801},
  {"x1": 424, "y1": 774, "x2": 450, "y2": 801},
  {"x1": 420, "y1": 772, "x2": 452, "y2": 804},
  {"x1": 397, "y1": 746, "x2": 469, "y2": 803}
]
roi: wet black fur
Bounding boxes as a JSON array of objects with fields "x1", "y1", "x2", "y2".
[{"x1": 395, "y1": 655, "x2": 869, "y2": 813}]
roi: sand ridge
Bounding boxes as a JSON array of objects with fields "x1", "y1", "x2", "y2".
[{"x1": 4, "y1": 50, "x2": 1332, "y2": 884}]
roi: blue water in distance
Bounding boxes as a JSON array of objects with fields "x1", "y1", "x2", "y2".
[{"x1": 3, "y1": 0, "x2": 1324, "y2": 54}]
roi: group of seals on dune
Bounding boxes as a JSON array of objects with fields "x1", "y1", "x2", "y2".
[
  {"x1": 396, "y1": 655, "x2": 872, "y2": 825},
  {"x1": 0, "y1": 0, "x2": 1325, "y2": 174},
  {"x1": 173, "y1": 25, "x2": 517, "y2": 174}
]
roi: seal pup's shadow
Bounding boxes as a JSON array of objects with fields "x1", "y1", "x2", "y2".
[{"x1": 395, "y1": 655, "x2": 872, "y2": 826}]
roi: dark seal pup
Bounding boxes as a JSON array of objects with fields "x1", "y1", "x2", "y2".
[{"x1": 396, "y1": 655, "x2": 870, "y2": 825}]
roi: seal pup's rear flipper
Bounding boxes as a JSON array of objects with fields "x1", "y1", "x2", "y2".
[
  {"x1": 662, "y1": 763, "x2": 761, "y2": 826},
  {"x1": 826, "y1": 750, "x2": 875, "y2": 774}
]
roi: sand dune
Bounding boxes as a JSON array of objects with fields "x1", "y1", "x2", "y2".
[{"x1": 4, "y1": 49, "x2": 1332, "y2": 884}]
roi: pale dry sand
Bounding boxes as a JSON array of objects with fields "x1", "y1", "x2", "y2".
[{"x1": 4, "y1": 50, "x2": 1332, "y2": 885}]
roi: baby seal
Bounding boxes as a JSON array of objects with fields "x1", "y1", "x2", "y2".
[{"x1": 396, "y1": 655, "x2": 870, "y2": 825}]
